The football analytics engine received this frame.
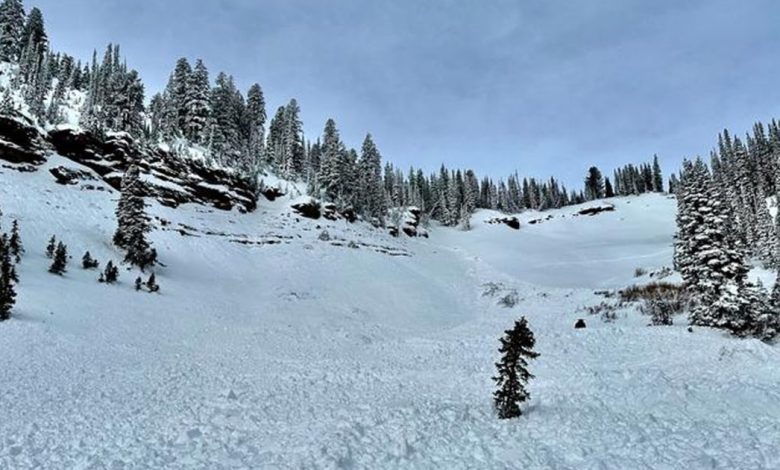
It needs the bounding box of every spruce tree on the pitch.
[652,155,664,192]
[0,233,16,321]
[114,165,157,271]
[45,235,56,258]
[493,317,540,419]
[584,166,605,201]
[8,219,22,262]
[134,276,142,291]
[49,241,67,275]
[185,59,210,143]
[0,0,25,62]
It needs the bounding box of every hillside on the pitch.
[1,157,779,469]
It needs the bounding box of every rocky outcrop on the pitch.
[577,204,615,216]
[0,112,47,165]
[47,127,257,212]
[291,198,322,219]
[486,216,520,230]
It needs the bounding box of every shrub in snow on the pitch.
[100,261,119,284]
[146,273,159,293]
[318,230,330,242]
[498,290,520,308]
[493,317,539,419]
[81,251,99,269]
[45,235,56,258]
[574,319,587,329]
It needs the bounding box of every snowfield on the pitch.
[1,158,779,469]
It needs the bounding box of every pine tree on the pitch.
[45,235,56,258]
[114,165,157,271]
[185,59,210,143]
[675,158,759,336]
[245,83,266,173]
[0,233,16,321]
[0,0,25,62]
[134,276,143,291]
[652,155,664,192]
[493,317,540,419]
[49,241,68,275]
[584,167,605,201]
[8,219,22,262]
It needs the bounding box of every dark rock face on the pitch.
[578,205,615,216]
[0,113,47,165]
[291,199,322,219]
[575,319,587,329]
[47,128,257,212]
[487,216,520,230]
[49,166,96,185]
[260,186,285,201]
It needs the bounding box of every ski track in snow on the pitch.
[1,159,779,469]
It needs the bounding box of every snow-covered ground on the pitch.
[1,158,779,469]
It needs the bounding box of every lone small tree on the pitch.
[0,234,17,321]
[45,235,56,258]
[114,165,157,271]
[146,272,159,293]
[100,260,119,284]
[493,317,540,419]
[134,276,143,291]
[9,219,22,262]
[49,242,68,275]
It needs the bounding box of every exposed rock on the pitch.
[486,216,520,230]
[48,127,257,212]
[578,204,615,216]
[291,198,322,219]
[49,166,96,185]
[260,185,285,201]
[0,112,47,165]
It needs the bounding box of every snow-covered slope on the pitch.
[1,159,779,469]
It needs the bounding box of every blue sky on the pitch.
[30,0,780,187]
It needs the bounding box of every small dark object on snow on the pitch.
[687,327,694,333]
[575,319,587,329]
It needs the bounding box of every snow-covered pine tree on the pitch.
[185,59,210,143]
[49,241,67,275]
[244,83,266,173]
[281,98,304,178]
[675,158,762,336]
[358,134,386,223]
[0,0,25,62]
[493,317,540,419]
[0,232,17,321]
[114,164,157,270]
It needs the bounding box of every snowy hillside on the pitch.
[1,159,779,469]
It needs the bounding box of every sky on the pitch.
[29,0,780,187]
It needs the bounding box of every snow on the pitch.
[1,159,779,469]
